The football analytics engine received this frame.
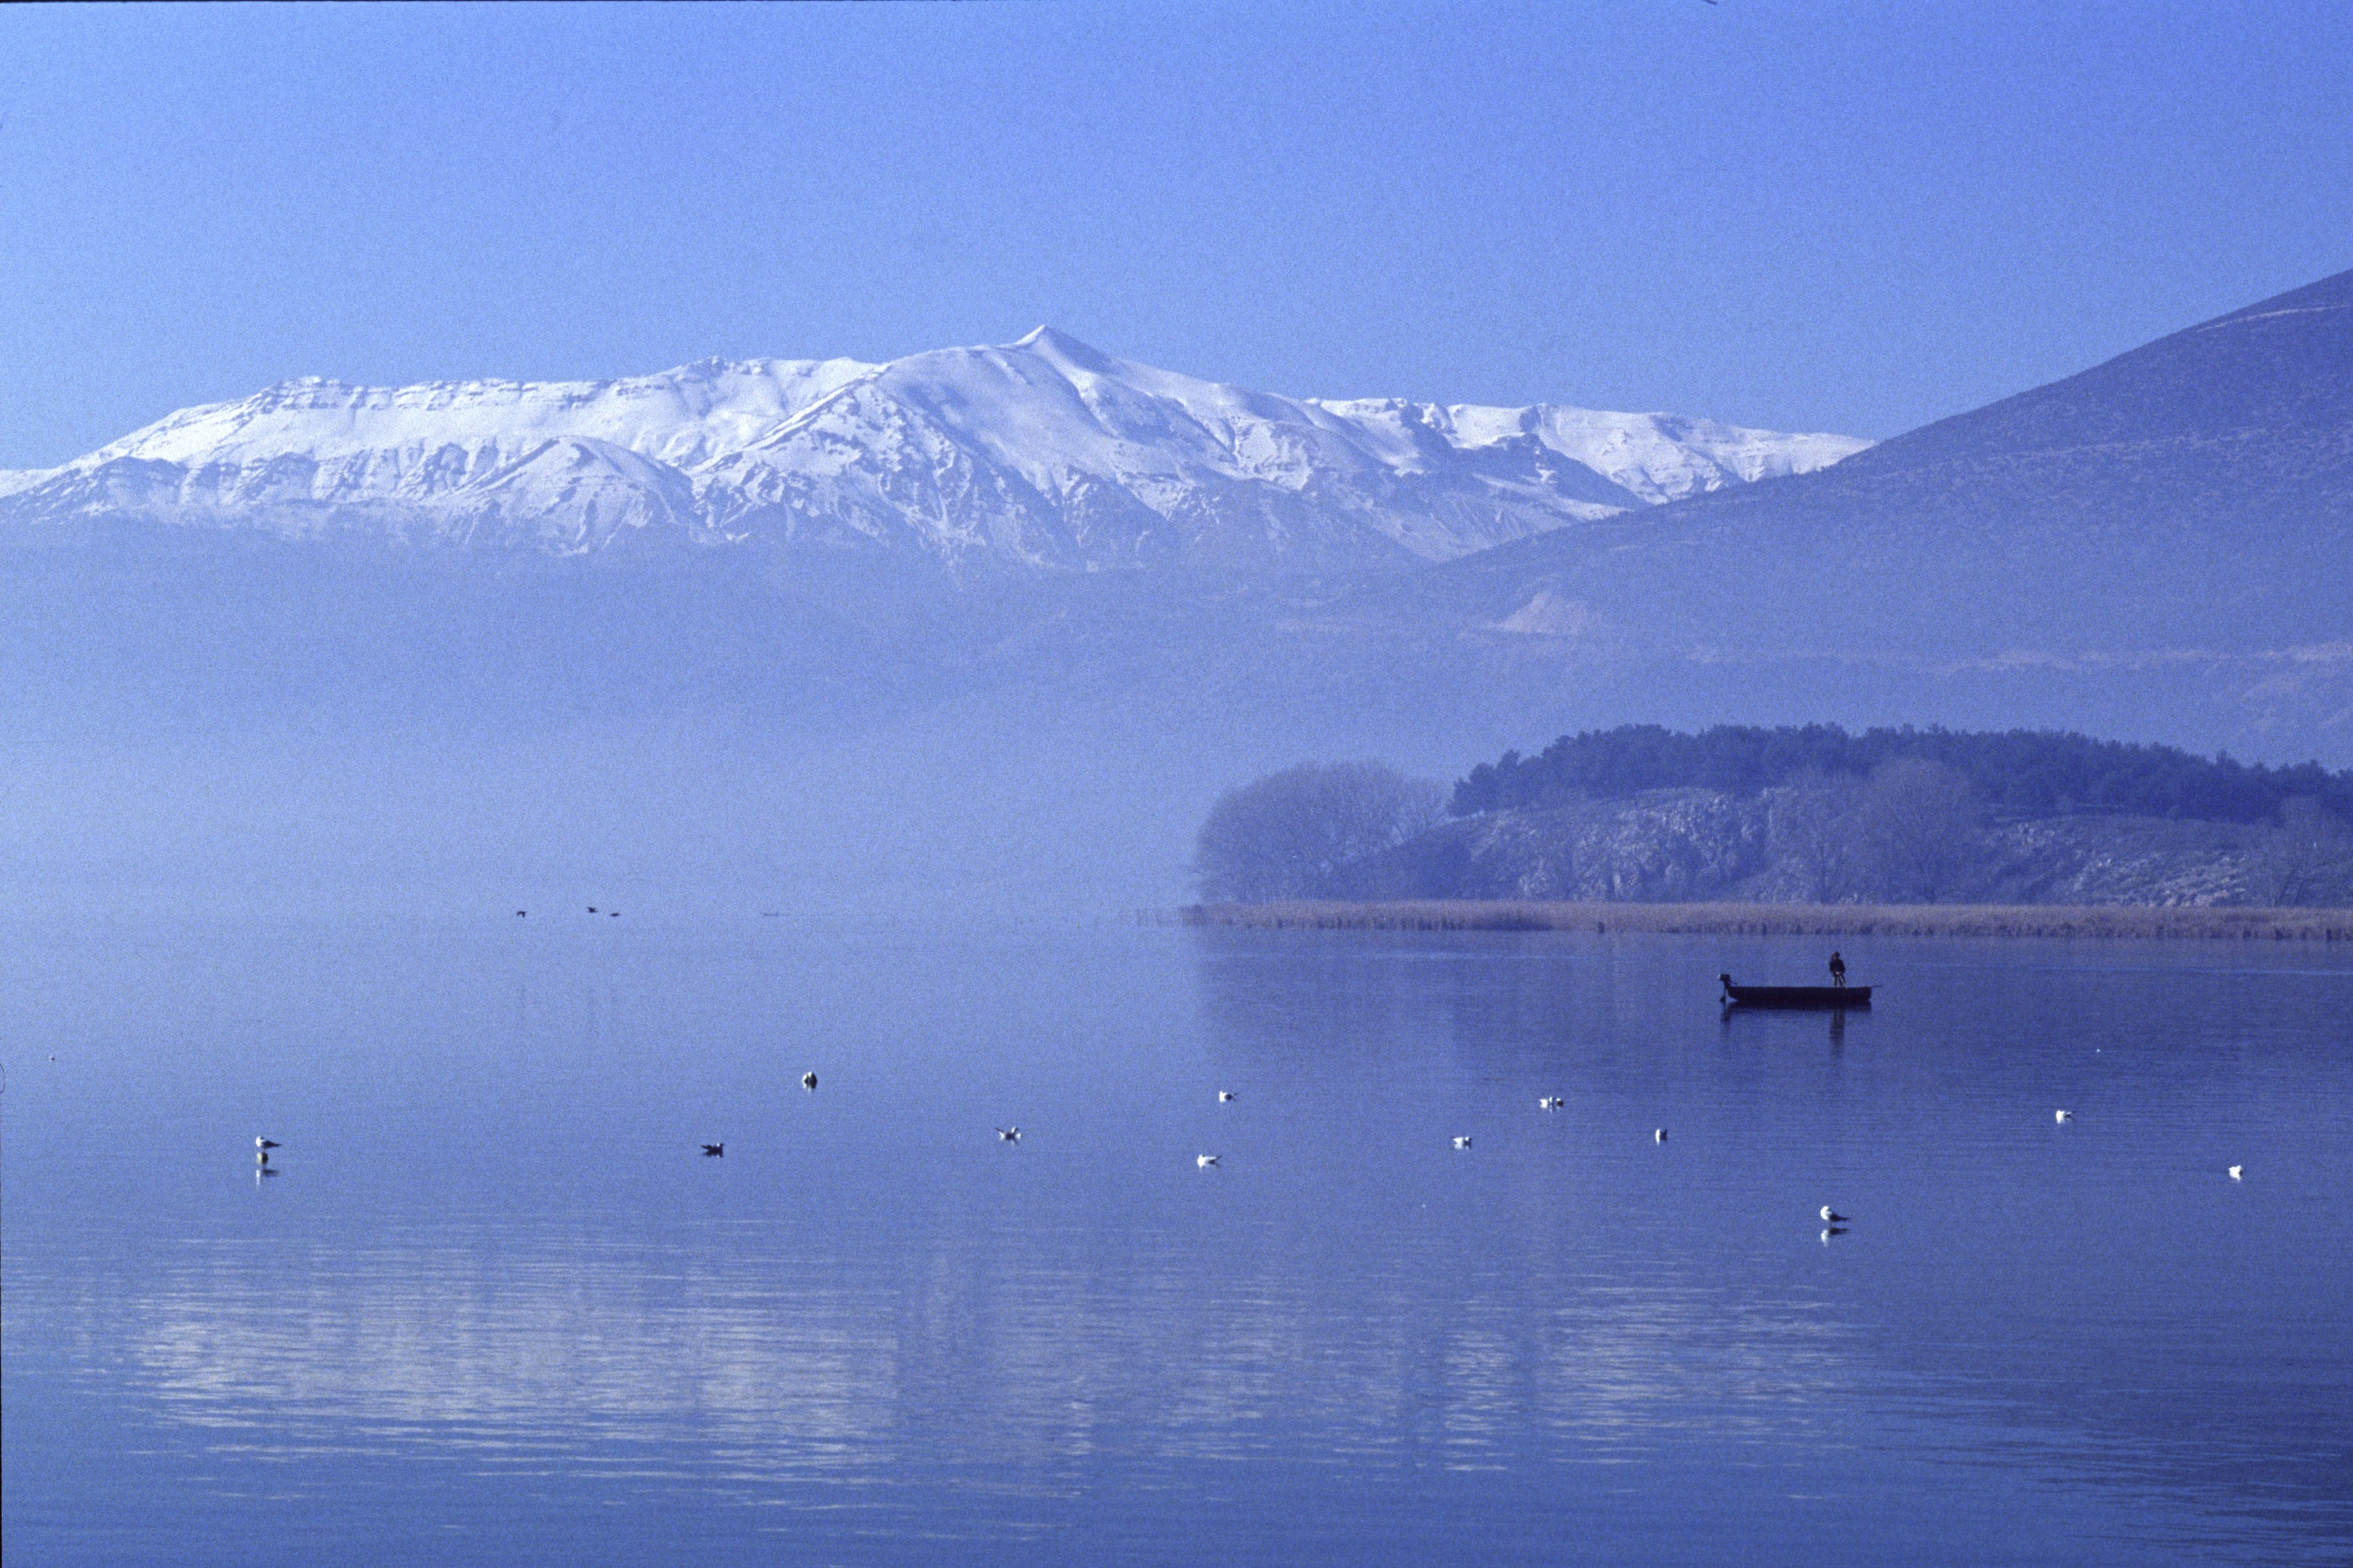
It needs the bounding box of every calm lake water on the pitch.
[4,916,2349,1565]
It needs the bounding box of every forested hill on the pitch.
[1450,725,2353,823]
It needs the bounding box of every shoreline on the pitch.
[1165,900,2353,943]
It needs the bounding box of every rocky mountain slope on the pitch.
[1329,791,2349,908]
[0,328,1864,572]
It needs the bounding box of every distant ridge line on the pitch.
[1165,901,2353,942]
[0,328,1869,571]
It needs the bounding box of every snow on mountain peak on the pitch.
[3,337,1868,569]
[1011,325,1122,376]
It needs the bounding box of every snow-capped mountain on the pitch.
[0,328,1866,570]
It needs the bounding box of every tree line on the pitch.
[1192,731,2353,906]
[1450,723,2353,824]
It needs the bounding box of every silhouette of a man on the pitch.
[1829,951,1846,988]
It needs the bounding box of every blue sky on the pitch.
[1,1,2346,467]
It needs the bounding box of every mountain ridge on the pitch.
[0,330,1867,571]
[4,272,2350,918]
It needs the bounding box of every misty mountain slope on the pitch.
[0,329,1865,571]
[1878,269,2353,466]
[1034,266,2350,772]
[6,274,2350,922]
[1419,268,2353,660]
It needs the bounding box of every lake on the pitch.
[4,916,2349,1565]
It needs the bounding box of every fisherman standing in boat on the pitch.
[1829,951,1846,989]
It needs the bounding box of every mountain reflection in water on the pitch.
[93,1224,1852,1477]
[3,918,2348,1565]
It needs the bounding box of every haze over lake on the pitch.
[5,7,2350,1562]
[6,916,2348,1565]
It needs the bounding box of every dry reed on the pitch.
[1161,900,2353,942]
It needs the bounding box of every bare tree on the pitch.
[1768,770,1866,901]
[1852,757,1979,902]
[2247,797,2353,906]
[1193,761,1449,902]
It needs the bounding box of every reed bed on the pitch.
[1163,900,2353,943]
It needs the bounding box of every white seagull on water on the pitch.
[1539,1096,1564,1110]
[996,1127,1021,1143]
[2055,1109,2073,1122]
[1820,1206,1851,1224]
[1197,1154,1220,1168]
[1218,1090,1236,1102]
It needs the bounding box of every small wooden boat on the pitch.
[1720,973,1871,1009]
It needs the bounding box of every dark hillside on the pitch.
[1844,269,2353,476]
[1412,268,2353,664]
[1452,724,2353,823]
[1250,723,2353,909]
